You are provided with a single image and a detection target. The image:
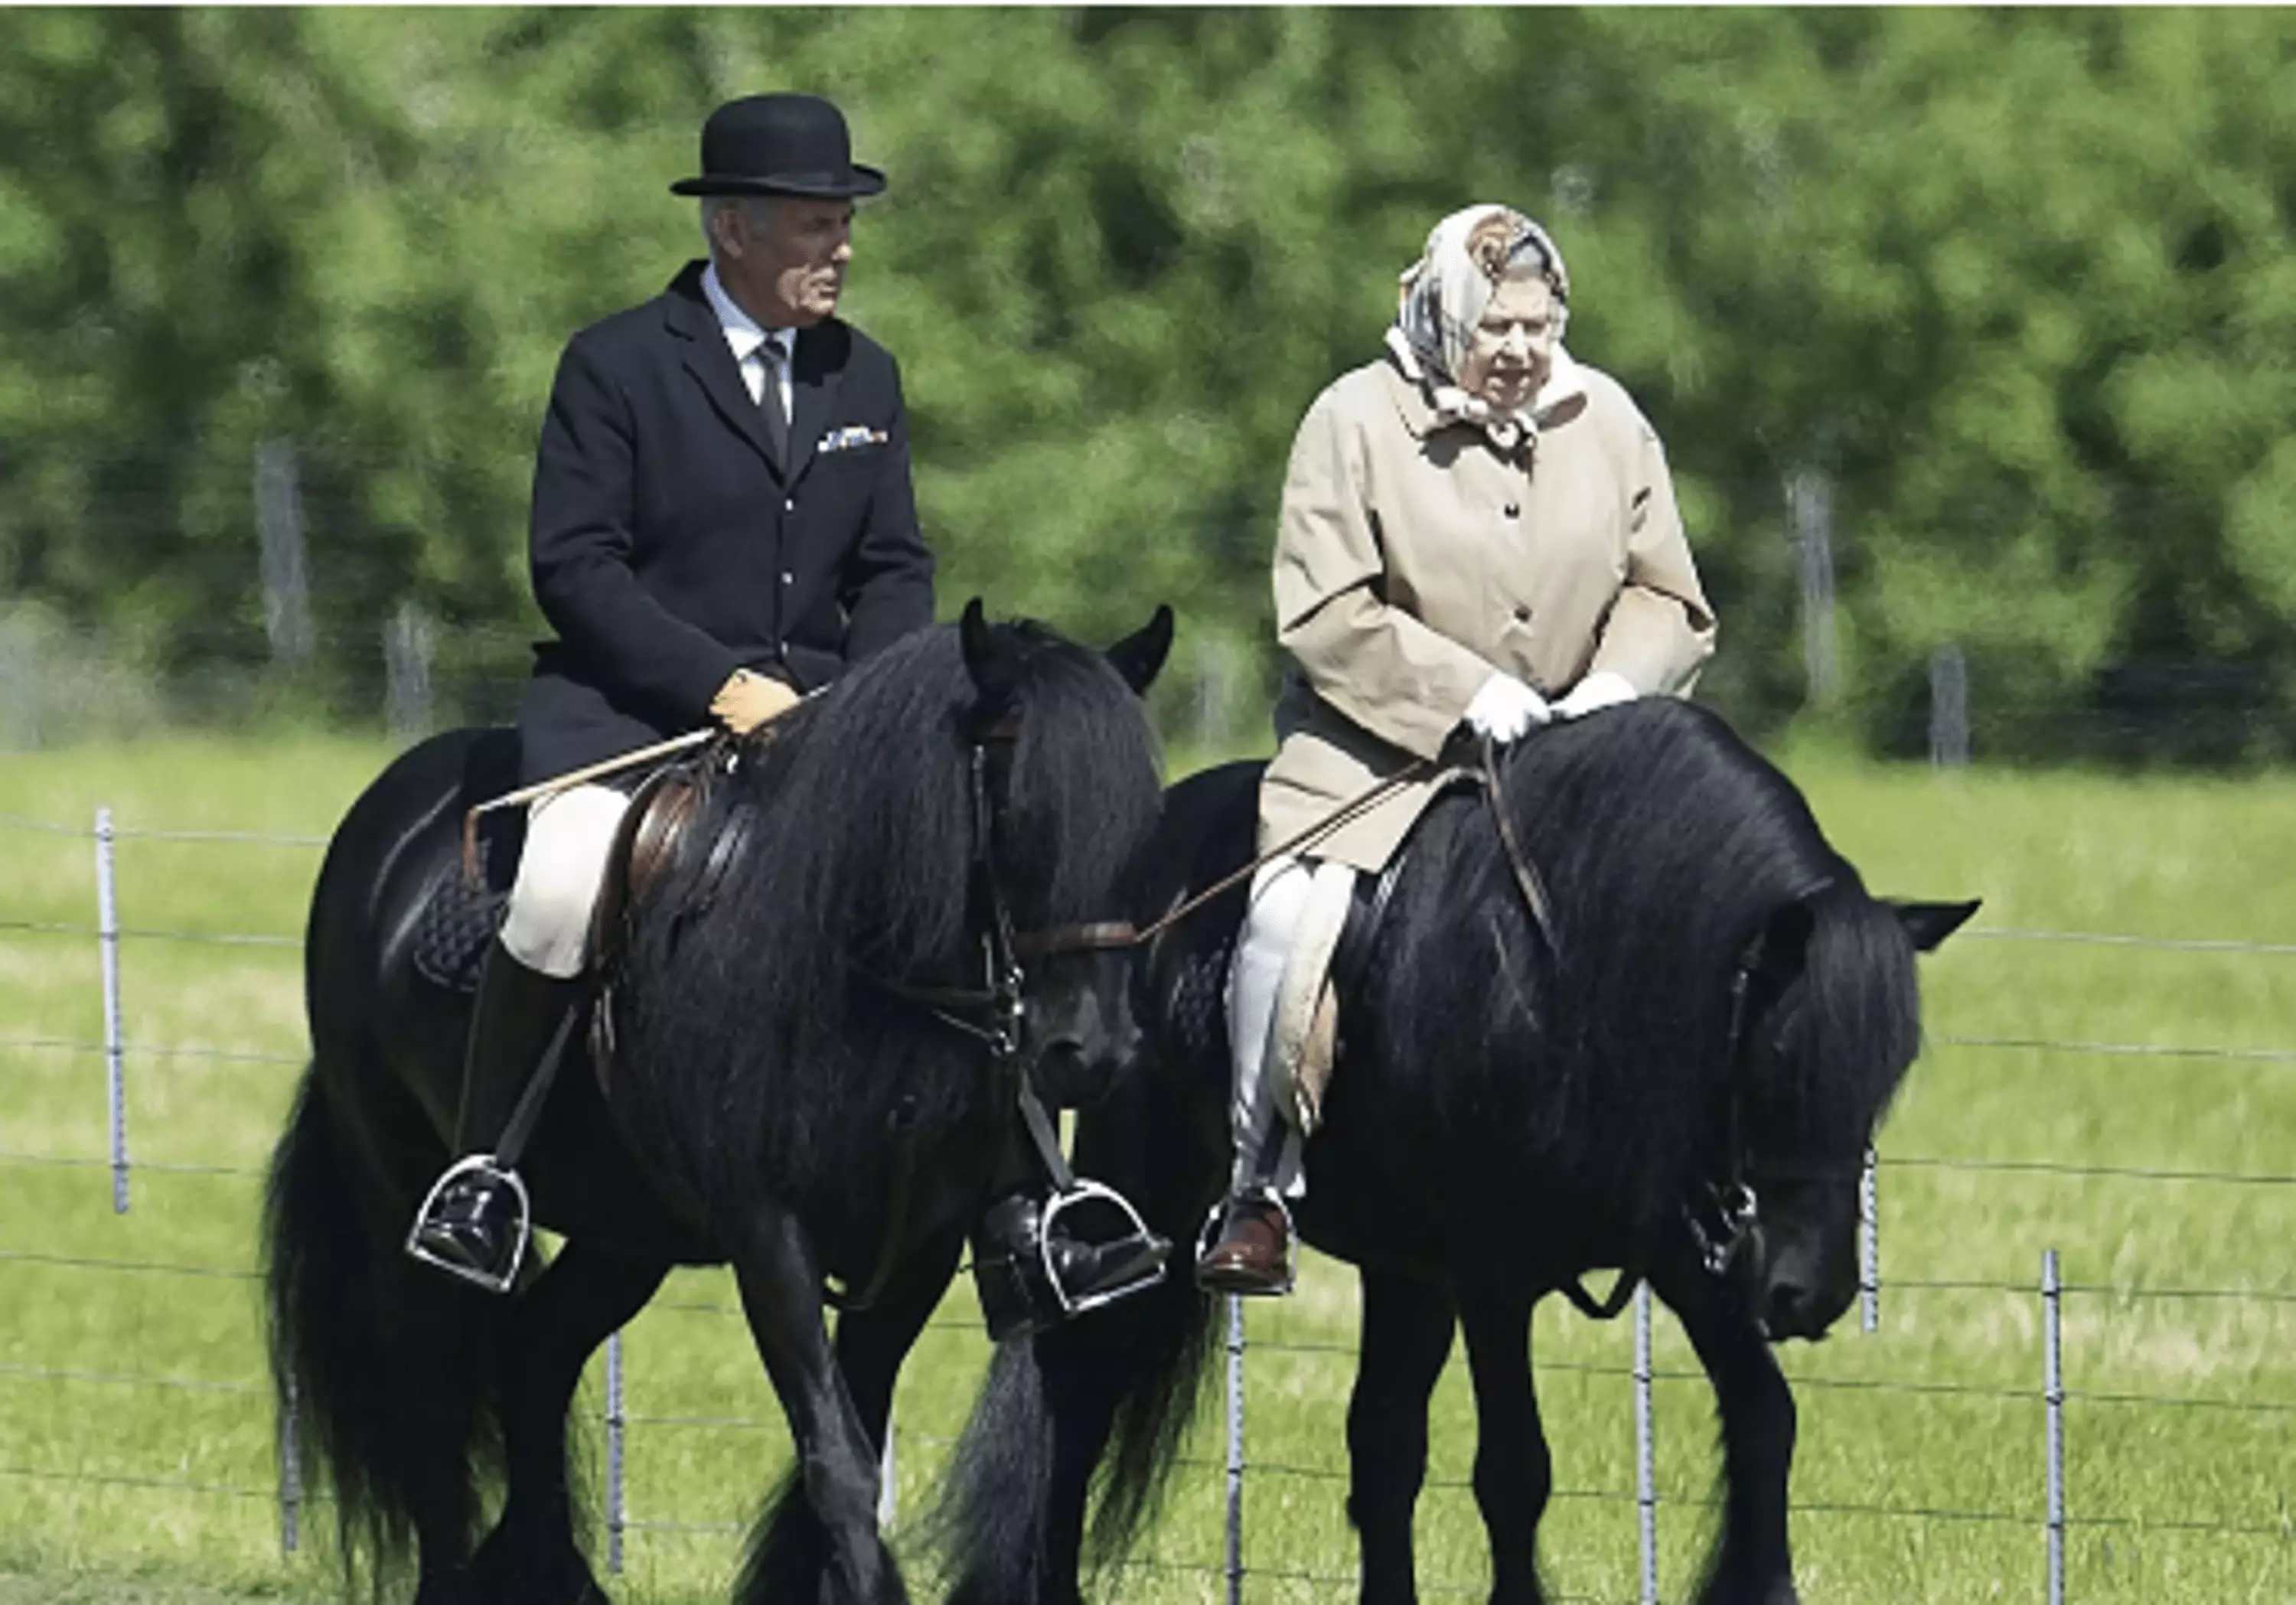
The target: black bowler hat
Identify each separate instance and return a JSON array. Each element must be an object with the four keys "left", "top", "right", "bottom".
[{"left": 669, "top": 93, "right": 886, "bottom": 199}]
